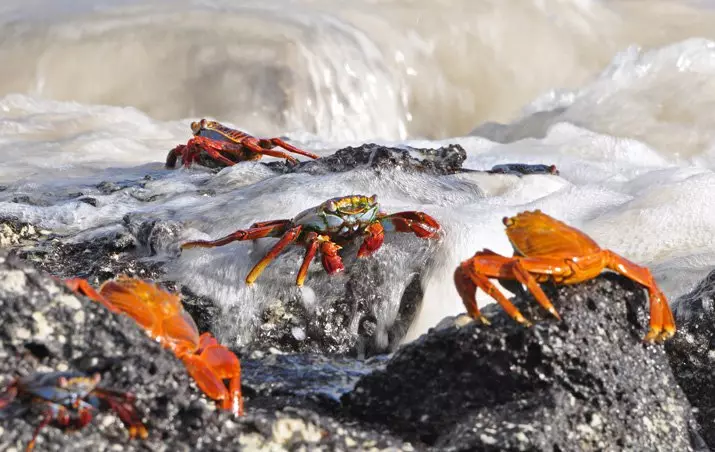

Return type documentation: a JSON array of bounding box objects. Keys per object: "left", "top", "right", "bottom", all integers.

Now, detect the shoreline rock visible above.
[
  {"left": 0, "top": 251, "right": 414, "bottom": 451},
  {"left": 342, "top": 274, "right": 703, "bottom": 451}
]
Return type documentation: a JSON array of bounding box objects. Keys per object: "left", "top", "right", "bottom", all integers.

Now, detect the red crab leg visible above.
[
  {"left": 64, "top": 278, "right": 121, "bottom": 314},
  {"left": 266, "top": 138, "right": 320, "bottom": 160},
  {"left": 182, "top": 223, "right": 291, "bottom": 250},
  {"left": 249, "top": 219, "right": 292, "bottom": 229},
  {"left": 357, "top": 222, "right": 385, "bottom": 258},
  {"left": 379, "top": 211, "right": 441, "bottom": 238},
  {"left": 510, "top": 261, "right": 561, "bottom": 320},
  {"left": 455, "top": 254, "right": 532, "bottom": 327},
  {"left": 297, "top": 232, "right": 320, "bottom": 286},
  {"left": 165, "top": 145, "right": 187, "bottom": 169},
  {"left": 27, "top": 407, "right": 61, "bottom": 452},
  {"left": 188, "top": 137, "right": 243, "bottom": 167},
  {"left": 180, "top": 338, "right": 243, "bottom": 417},
  {"left": 91, "top": 388, "right": 148, "bottom": 438},
  {"left": 241, "top": 139, "right": 298, "bottom": 165},
  {"left": 0, "top": 384, "right": 18, "bottom": 410},
  {"left": 483, "top": 253, "right": 577, "bottom": 321},
  {"left": 246, "top": 225, "right": 302, "bottom": 284},
  {"left": 196, "top": 333, "right": 243, "bottom": 416},
  {"left": 603, "top": 251, "right": 676, "bottom": 342}
]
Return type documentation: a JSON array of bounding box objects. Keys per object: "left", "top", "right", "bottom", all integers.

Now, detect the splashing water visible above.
[{"left": 2, "top": 0, "right": 715, "bottom": 349}]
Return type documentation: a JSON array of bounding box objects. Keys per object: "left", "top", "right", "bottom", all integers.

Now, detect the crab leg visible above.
[
  {"left": 64, "top": 278, "right": 121, "bottom": 314},
  {"left": 357, "top": 222, "right": 385, "bottom": 257},
  {"left": 246, "top": 225, "right": 303, "bottom": 284},
  {"left": 603, "top": 251, "right": 675, "bottom": 341},
  {"left": 0, "top": 384, "right": 18, "bottom": 410},
  {"left": 249, "top": 219, "right": 292, "bottom": 229},
  {"left": 480, "top": 254, "right": 579, "bottom": 321},
  {"left": 264, "top": 138, "right": 320, "bottom": 160},
  {"left": 242, "top": 140, "right": 299, "bottom": 165},
  {"left": 196, "top": 333, "right": 243, "bottom": 415},
  {"left": 90, "top": 389, "right": 148, "bottom": 438},
  {"left": 182, "top": 223, "right": 291, "bottom": 250},
  {"left": 187, "top": 136, "right": 244, "bottom": 167},
  {"left": 181, "top": 344, "right": 243, "bottom": 416},
  {"left": 165, "top": 145, "right": 188, "bottom": 169},
  {"left": 455, "top": 256, "right": 531, "bottom": 326},
  {"left": 296, "top": 233, "right": 344, "bottom": 285},
  {"left": 379, "top": 211, "right": 441, "bottom": 238},
  {"left": 510, "top": 261, "right": 562, "bottom": 320},
  {"left": 297, "top": 232, "right": 320, "bottom": 286},
  {"left": 28, "top": 406, "right": 63, "bottom": 452}
]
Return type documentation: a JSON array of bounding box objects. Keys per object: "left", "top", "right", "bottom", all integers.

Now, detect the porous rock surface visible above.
[
  {"left": 270, "top": 143, "right": 468, "bottom": 175},
  {"left": 666, "top": 268, "right": 715, "bottom": 449},
  {"left": 342, "top": 274, "right": 703, "bottom": 451},
  {"left": 0, "top": 251, "right": 412, "bottom": 451}
]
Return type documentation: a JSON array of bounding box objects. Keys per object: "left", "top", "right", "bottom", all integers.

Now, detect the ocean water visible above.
[{"left": 2, "top": 0, "right": 715, "bottom": 347}]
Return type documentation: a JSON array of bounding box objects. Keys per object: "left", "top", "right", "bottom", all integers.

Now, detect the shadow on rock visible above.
[{"left": 342, "top": 274, "right": 703, "bottom": 451}]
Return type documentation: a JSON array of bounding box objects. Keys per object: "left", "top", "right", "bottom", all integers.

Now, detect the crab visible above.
[
  {"left": 453, "top": 209, "right": 676, "bottom": 342},
  {"left": 65, "top": 277, "right": 243, "bottom": 416},
  {"left": 166, "top": 118, "right": 320, "bottom": 169},
  {"left": 181, "top": 194, "right": 441, "bottom": 286},
  {"left": 0, "top": 371, "right": 147, "bottom": 451}
]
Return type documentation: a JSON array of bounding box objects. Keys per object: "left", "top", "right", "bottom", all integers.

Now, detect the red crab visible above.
[
  {"left": 454, "top": 210, "right": 676, "bottom": 342},
  {"left": 0, "top": 371, "right": 147, "bottom": 451},
  {"left": 65, "top": 277, "right": 243, "bottom": 416},
  {"left": 181, "top": 194, "right": 441, "bottom": 286},
  {"left": 166, "top": 118, "right": 320, "bottom": 168}
]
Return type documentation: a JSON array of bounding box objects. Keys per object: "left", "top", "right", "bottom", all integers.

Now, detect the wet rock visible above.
[
  {"left": 487, "top": 163, "right": 560, "bottom": 176},
  {"left": 10, "top": 194, "right": 54, "bottom": 207},
  {"left": 249, "top": 267, "right": 423, "bottom": 358},
  {"left": 96, "top": 181, "right": 126, "bottom": 194},
  {"left": 342, "top": 274, "right": 701, "bottom": 451},
  {"left": 123, "top": 214, "right": 184, "bottom": 256},
  {"left": 17, "top": 229, "right": 149, "bottom": 287},
  {"left": 666, "top": 269, "right": 715, "bottom": 449},
  {"left": 239, "top": 236, "right": 432, "bottom": 358},
  {"left": 0, "top": 219, "right": 44, "bottom": 248},
  {"left": 0, "top": 252, "right": 414, "bottom": 451},
  {"left": 14, "top": 224, "right": 220, "bottom": 336},
  {"left": 182, "top": 142, "right": 559, "bottom": 179},
  {"left": 265, "top": 143, "right": 467, "bottom": 175}
]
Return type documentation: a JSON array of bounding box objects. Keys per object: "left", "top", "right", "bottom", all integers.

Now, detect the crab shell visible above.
[{"left": 292, "top": 194, "right": 381, "bottom": 239}]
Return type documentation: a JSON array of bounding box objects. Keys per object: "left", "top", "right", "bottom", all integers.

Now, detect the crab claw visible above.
[
  {"left": 357, "top": 222, "right": 385, "bottom": 258},
  {"left": 320, "top": 240, "right": 344, "bottom": 274},
  {"left": 379, "top": 211, "right": 441, "bottom": 239}
]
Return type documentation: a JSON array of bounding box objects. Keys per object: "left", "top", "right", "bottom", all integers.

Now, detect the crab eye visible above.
[
  {"left": 191, "top": 121, "right": 201, "bottom": 134},
  {"left": 369, "top": 194, "right": 378, "bottom": 205},
  {"left": 326, "top": 200, "right": 337, "bottom": 212}
]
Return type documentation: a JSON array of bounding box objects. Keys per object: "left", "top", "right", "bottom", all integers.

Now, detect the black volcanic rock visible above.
[
  {"left": 0, "top": 252, "right": 414, "bottom": 451},
  {"left": 342, "top": 274, "right": 702, "bottom": 451},
  {"left": 264, "top": 143, "right": 468, "bottom": 175},
  {"left": 667, "top": 269, "right": 715, "bottom": 449}
]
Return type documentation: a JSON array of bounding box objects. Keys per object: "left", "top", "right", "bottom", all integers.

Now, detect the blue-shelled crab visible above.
[
  {"left": 181, "top": 194, "right": 441, "bottom": 286},
  {"left": 0, "top": 371, "right": 147, "bottom": 451}
]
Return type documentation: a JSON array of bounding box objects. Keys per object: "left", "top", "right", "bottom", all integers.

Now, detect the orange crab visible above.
[
  {"left": 64, "top": 277, "right": 243, "bottom": 416},
  {"left": 166, "top": 118, "right": 320, "bottom": 169},
  {"left": 454, "top": 210, "right": 676, "bottom": 342}
]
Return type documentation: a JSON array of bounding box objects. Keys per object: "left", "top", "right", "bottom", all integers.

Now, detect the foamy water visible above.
[{"left": 2, "top": 0, "right": 715, "bottom": 348}]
